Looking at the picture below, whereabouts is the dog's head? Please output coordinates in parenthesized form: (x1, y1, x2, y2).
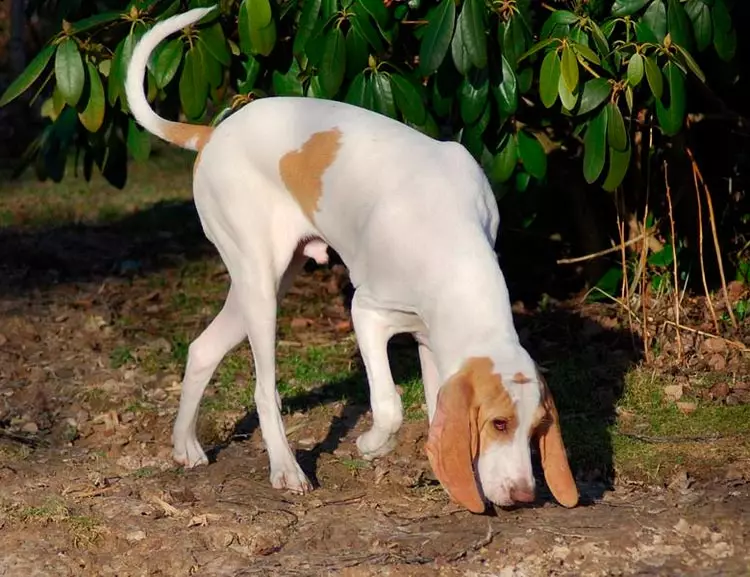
(424, 356, 578, 513)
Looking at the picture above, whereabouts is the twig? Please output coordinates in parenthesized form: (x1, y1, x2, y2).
(691, 157, 719, 331)
(556, 233, 650, 265)
(589, 287, 748, 352)
(443, 521, 494, 562)
(664, 161, 683, 361)
(617, 432, 731, 444)
(686, 147, 737, 328)
(617, 209, 636, 349)
(661, 320, 749, 351)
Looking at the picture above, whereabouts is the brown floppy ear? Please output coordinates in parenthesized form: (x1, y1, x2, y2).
(425, 375, 485, 513)
(538, 375, 579, 508)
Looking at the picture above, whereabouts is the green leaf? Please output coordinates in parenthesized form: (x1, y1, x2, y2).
(0, 44, 55, 107)
(451, 14, 471, 75)
(490, 134, 517, 184)
(655, 61, 686, 136)
(644, 55, 663, 100)
(539, 50, 561, 108)
(150, 38, 184, 89)
(518, 37, 557, 62)
(635, 21, 659, 43)
(100, 122, 128, 189)
(495, 56, 518, 117)
(573, 42, 600, 66)
(200, 23, 231, 67)
(561, 44, 579, 93)
(418, 0, 456, 76)
(372, 72, 396, 118)
(360, 0, 390, 29)
(647, 244, 675, 267)
(391, 74, 426, 124)
(611, 0, 650, 17)
(350, 3, 385, 53)
(590, 21, 610, 55)
(199, 42, 223, 90)
(293, 0, 322, 54)
(583, 107, 608, 184)
(712, 0, 736, 61)
(627, 52, 644, 86)
(548, 10, 579, 25)
(345, 26, 369, 78)
(345, 71, 369, 108)
(459, 70, 488, 124)
(689, 2, 712, 52)
(237, 54, 261, 93)
(69, 11, 122, 34)
(127, 118, 151, 162)
(55, 37, 85, 107)
(110, 26, 144, 108)
(179, 46, 208, 120)
(674, 44, 705, 82)
(240, 0, 277, 56)
(272, 59, 304, 96)
(516, 130, 547, 180)
(602, 142, 631, 192)
(576, 78, 611, 116)
(558, 71, 578, 111)
(460, 0, 487, 69)
(502, 16, 528, 70)
(322, 0, 338, 19)
(78, 61, 105, 133)
(641, 0, 667, 42)
(319, 28, 346, 97)
(606, 102, 628, 151)
(515, 170, 531, 193)
(667, 0, 692, 49)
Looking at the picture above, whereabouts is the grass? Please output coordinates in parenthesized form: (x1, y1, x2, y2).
(5, 498, 103, 547)
(2, 146, 748, 486)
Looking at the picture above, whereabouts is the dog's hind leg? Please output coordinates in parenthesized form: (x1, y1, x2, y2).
(173, 284, 246, 468)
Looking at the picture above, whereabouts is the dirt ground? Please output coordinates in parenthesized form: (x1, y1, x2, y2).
(1, 157, 749, 576)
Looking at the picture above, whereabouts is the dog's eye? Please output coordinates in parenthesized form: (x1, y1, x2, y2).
(492, 419, 508, 432)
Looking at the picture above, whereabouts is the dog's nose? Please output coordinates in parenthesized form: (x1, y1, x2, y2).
(510, 484, 535, 503)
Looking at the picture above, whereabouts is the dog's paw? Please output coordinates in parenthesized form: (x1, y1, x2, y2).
(172, 436, 209, 468)
(356, 428, 397, 461)
(270, 462, 312, 494)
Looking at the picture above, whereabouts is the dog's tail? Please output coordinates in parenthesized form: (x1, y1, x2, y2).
(125, 6, 217, 151)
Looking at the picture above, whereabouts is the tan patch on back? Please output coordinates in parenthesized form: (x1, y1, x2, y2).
(163, 123, 214, 151)
(512, 372, 531, 384)
(278, 128, 342, 221)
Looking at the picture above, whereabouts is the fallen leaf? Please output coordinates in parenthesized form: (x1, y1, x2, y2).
(676, 401, 697, 415)
(663, 384, 683, 401)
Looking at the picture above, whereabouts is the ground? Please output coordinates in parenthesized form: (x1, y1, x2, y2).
(0, 148, 749, 576)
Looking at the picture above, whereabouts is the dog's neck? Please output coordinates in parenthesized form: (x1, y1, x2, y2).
(419, 245, 529, 381)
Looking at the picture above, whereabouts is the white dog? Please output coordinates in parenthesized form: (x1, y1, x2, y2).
(125, 6, 578, 513)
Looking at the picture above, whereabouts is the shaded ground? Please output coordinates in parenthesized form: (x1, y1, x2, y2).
(1, 150, 749, 576)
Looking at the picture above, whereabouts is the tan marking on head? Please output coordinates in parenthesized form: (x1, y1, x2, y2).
(425, 356, 517, 513)
(278, 128, 342, 221)
(163, 123, 215, 151)
(512, 372, 531, 384)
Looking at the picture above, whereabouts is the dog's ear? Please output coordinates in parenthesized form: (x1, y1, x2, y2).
(425, 374, 485, 513)
(537, 375, 579, 508)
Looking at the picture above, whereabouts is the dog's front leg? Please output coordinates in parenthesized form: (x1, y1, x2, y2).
(352, 291, 404, 460)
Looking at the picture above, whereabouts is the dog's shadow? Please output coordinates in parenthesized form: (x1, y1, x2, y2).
(214, 271, 641, 505)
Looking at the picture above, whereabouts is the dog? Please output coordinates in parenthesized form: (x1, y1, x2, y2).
(125, 6, 579, 513)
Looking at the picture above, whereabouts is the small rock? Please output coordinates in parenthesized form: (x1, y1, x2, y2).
(297, 436, 316, 447)
(290, 317, 313, 329)
(0, 333, 7, 346)
(664, 384, 684, 401)
(707, 353, 727, 372)
(21, 422, 39, 434)
(126, 530, 146, 543)
(725, 394, 741, 406)
(676, 401, 697, 415)
(120, 411, 135, 424)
